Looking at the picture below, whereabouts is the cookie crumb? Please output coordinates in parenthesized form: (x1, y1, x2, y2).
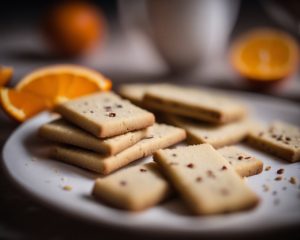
(277, 135, 284, 141)
(275, 176, 282, 181)
(265, 166, 271, 171)
(290, 177, 298, 185)
(61, 177, 66, 181)
(263, 184, 271, 191)
(277, 169, 285, 174)
(25, 163, 28, 166)
(63, 186, 73, 191)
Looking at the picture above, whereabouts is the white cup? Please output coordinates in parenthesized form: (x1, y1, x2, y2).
(118, 0, 240, 72)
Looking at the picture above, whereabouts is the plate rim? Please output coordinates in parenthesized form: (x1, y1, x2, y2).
(2, 90, 300, 235)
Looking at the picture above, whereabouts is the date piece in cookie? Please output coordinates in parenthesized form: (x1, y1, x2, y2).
(247, 121, 300, 162)
(55, 91, 155, 138)
(50, 124, 186, 174)
(217, 146, 264, 177)
(39, 118, 152, 156)
(153, 144, 259, 215)
(92, 162, 173, 211)
(143, 84, 246, 123)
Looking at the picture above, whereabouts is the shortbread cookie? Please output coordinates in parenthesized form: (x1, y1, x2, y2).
(39, 118, 151, 155)
(92, 162, 173, 211)
(50, 124, 186, 174)
(153, 144, 259, 215)
(55, 91, 155, 138)
(163, 114, 254, 149)
(118, 83, 154, 106)
(247, 121, 300, 162)
(143, 84, 246, 123)
(217, 146, 264, 177)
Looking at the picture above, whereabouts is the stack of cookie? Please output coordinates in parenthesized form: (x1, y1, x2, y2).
(38, 91, 186, 175)
(119, 84, 252, 146)
(88, 84, 266, 214)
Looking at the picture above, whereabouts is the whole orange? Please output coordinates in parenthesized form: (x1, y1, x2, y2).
(43, 1, 106, 57)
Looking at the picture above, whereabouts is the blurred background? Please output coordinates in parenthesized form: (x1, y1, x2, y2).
(0, 0, 300, 239)
(1, 0, 300, 99)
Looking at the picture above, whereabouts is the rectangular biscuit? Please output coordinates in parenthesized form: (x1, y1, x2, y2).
(50, 123, 186, 174)
(55, 91, 155, 138)
(117, 83, 154, 107)
(163, 114, 254, 149)
(39, 118, 152, 156)
(247, 121, 300, 162)
(92, 162, 173, 211)
(143, 84, 246, 123)
(217, 146, 264, 177)
(153, 144, 259, 215)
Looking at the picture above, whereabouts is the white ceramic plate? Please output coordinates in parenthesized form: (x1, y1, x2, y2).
(2, 91, 300, 235)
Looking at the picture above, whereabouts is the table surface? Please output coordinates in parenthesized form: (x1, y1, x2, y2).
(1, 7, 300, 240)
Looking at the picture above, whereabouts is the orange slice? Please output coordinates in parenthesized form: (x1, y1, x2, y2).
(16, 64, 112, 107)
(230, 28, 299, 81)
(0, 87, 49, 121)
(0, 65, 13, 86)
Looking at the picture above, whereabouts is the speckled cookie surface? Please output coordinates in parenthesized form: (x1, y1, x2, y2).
(54, 91, 155, 138)
(50, 123, 186, 174)
(92, 162, 173, 211)
(39, 118, 152, 155)
(217, 146, 264, 177)
(247, 121, 300, 162)
(153, 144, 259, 215)
(163, 114, 254, 149)
(143, 84, 246, 123)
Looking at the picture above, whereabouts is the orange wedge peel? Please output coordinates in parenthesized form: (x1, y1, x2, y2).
(230, 28, 299, 81)
(0, 87, 49, 122)
(0, 65, 13, 86)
